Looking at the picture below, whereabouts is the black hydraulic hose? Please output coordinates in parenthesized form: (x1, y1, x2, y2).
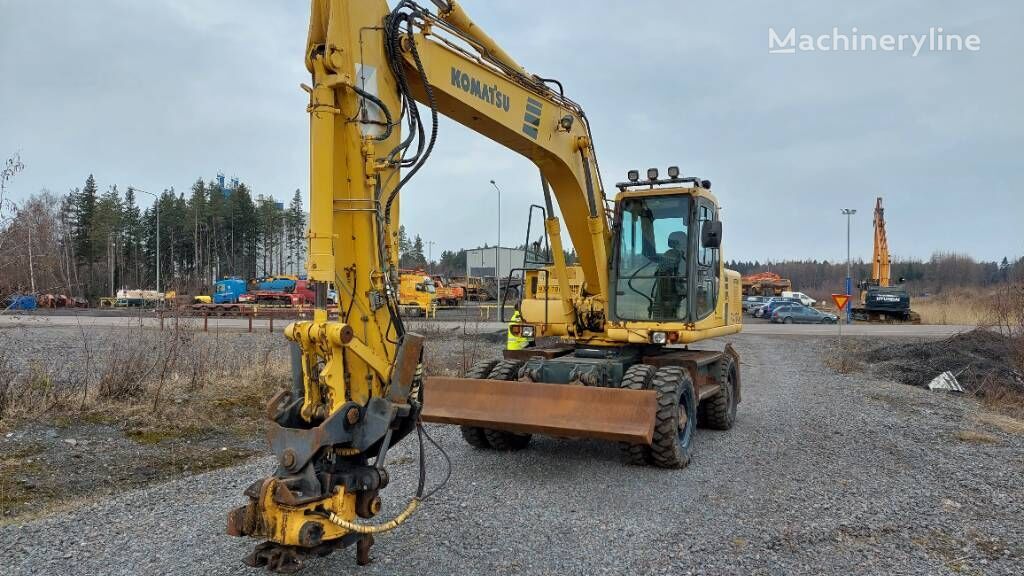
(384, 9, 439, 221)
(579, 149, 598, 218)
(289, 343, 304, 402)
(373, 181, 405, 339)
(351, 85, 394, 141)
(384, 10, 425, 173)
(539, 174, 555, 218)
(535, 76, 564, 96)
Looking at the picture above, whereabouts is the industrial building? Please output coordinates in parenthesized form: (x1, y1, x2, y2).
(465, 247, 526, 278)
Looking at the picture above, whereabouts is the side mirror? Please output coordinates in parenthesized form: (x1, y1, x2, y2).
(701, 220, 722, 249)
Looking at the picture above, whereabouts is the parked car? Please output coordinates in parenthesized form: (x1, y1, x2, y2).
(771, 304, 839, 324)
(742, 295, 768, 313)
(753, 297, 801, 318)
(781, 291, 817, 307)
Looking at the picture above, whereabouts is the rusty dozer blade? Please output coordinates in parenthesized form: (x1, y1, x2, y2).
(421, 377, 657, 444)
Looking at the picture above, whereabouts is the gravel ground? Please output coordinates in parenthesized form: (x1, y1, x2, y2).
(3, 332, 1023, 575)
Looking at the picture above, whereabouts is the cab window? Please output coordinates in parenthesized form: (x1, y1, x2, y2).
(614, 195, 690, 322)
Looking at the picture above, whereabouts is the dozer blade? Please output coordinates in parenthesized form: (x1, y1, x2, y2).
(421, 377, 657, 444)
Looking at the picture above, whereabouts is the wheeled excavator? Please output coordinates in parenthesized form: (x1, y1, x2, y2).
(226, 0, 743, 571)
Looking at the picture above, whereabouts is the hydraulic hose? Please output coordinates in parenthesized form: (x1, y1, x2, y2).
(351, 85, 394, 141)
(289, 343, 304, 402)
(326, 498, 420, 534)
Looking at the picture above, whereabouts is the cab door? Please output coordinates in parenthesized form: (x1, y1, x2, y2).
(693, 198, 720, 320)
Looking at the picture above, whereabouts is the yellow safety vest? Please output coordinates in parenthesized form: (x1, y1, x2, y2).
(507, 311, 529, 350)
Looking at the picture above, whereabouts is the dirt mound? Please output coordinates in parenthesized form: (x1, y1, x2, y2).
(857, 329, 1024, 397)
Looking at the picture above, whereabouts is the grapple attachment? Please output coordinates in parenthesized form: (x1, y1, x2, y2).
(420, 377, 657, 444)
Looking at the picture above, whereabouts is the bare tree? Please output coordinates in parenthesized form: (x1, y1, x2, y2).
(0, 152, 26, 249)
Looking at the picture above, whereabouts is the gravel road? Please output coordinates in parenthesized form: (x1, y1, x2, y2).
(3, 332, 1022, 575)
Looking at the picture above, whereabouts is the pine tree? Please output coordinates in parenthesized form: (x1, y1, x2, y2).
(229, 183, 258, 279)
(73, 174, 98, 266)
(190, 179, 207, 288)
(398, 225, 411, 256)
(411, 234, 427, 269)
(122, 187, 142, 287)
(91, 185, 123, 293)
(68, 174, 100, 296)
(287, 189, 305, 274)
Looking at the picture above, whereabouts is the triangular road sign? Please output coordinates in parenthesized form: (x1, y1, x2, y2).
(831, 293, 850, 311)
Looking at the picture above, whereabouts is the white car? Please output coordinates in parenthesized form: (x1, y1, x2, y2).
(781, 291, 816, 307)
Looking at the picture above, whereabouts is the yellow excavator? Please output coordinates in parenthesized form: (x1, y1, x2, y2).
(226, 0, 742, 571)
(852, 197, 919, 322)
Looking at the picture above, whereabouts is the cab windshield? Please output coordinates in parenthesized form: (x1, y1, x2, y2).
(614, 195, 690, 321)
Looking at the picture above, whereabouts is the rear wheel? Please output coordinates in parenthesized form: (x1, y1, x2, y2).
(481, 360, 532, 451)
(458, 360, 500, 449)
(618, 364, 657, 465)
(698, 356, 738, 430)
(650, 367, 697, 469)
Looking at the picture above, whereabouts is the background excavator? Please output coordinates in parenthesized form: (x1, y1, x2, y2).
(226, 0, 743, 571)
(853, 197, 920, 323)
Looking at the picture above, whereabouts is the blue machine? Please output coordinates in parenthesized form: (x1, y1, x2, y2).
(212, 278, 247, 304)
(256, 277, 297, 292)
(6, 294, 38, 311)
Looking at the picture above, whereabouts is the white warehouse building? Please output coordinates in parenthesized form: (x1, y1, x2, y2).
(465, 247, 526, 279)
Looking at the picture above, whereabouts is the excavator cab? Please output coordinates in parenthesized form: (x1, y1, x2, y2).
(611, 179, 726, 327)
(422, 172, 742, 463)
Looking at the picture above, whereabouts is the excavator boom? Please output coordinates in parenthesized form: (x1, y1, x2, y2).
(872, 197, 891, 287)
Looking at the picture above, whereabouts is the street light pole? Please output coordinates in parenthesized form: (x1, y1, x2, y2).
(426, 240, 435, 274)
(841, 208, 857, 324)
(135, 188, 160, 295)
(489, 179, 503, 308)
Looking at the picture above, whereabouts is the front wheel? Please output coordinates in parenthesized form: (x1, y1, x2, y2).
(459, 360, 500, 449)
(481, 360, 532, 451)
(618, 364, 657, 465)
(783, 316, 793, 324)
(650, 367, 697, 469)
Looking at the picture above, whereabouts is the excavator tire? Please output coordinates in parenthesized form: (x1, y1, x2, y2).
(698, 356, 737, 430)
(458, 359, 500, 449)
(650, 367, 696, 469)
(618, 363, 657, 465)
(481, 360, 532, 451)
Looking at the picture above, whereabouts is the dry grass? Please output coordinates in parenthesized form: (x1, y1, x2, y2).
(955, 429, 1000, 444)
(913, 284, 1024, 328)
(0, 319, 289, 437)
(976, 411, 1024, 435)
(914, 290, 995, 325)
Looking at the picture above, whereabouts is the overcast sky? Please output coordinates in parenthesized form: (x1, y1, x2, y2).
(2, 0, 1021, 263)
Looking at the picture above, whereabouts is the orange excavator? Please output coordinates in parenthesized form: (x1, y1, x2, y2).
(853, 197, 919, 322)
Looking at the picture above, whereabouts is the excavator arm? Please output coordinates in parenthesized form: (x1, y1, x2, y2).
(306, 0, 614, 327)
(228, 1, 622, 571)
(872, 197, 890, 287)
